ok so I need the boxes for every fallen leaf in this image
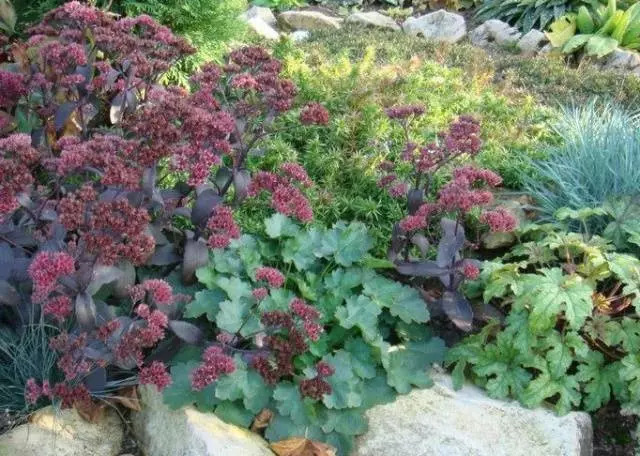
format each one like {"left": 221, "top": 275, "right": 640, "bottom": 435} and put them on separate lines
{"left": 271, "top": 437, "right": 337, "bottom": 456}
{"left": 250, "top": 408, "right": 273, "bottom": 432}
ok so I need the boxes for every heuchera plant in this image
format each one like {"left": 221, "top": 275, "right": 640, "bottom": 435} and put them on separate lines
{"left": 0, "top": 2, "right": 327, "bottom": 410}
{"left": 165, "top": 214, "right": 444, "bottom": 454}
{"left": 377, "top": 105, "right": 517, "bottom": 331}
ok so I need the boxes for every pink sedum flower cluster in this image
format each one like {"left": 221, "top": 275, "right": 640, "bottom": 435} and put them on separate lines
{"left": 191, "top": 346, "right": 236, "bottom": 391}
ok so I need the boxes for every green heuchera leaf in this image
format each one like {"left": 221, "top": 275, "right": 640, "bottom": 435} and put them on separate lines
{"left": 472, "top": 332, "right": 533, "bottom": 399}
{"left": 363, "top": 273, "right": 429, "bottom": 323}
{"left": 515, "top": 268, "right": 593, "bottom": 332}
{"left": 319, "top": 408, "right": 368, "bottom": 435}
{"left": 184, "top": 289, "right": 226, "bottom": 320}
{"left": 216, "top": 298, "right": 252, "bottom": 334}
{"left": 360, "top": 372, "right": 398, "bottom": 408}
{"left": 265, "top": 213, "right": 300, "bottom": 239}
{"left": 215, "top": 357, "right": 272, "bottom": 414}
{"left": 322, "top": 351, "right": 363, "bottom": 409}
{"left": 336, "top": 295, "right": 381, "bottom": 341}
{"left": 215, "top": 276, "right": 252, "bottom": 302}
{"left": 344, "top": 338, "right": 377, "bottom": 379}
{"left": 282, "top": 228, "right": 323, "bottom": 270}
{"left": 214, "top": 400, "right": 254, "bottom": 428}
{"left": 620, "top": 353, "right": 640, "bottom": 399}
{"left": 321, "top": 221, "right": 374, "bottom": 266}
{"left": 521, "top": 361, "right": 581, "bottom": 415}
{"left": 384, "top": 338, "right": 445, "bottom": 394}
{"left": 575, "top": 351, "right": 622, "bottom": 411}
{"left": 163, "top": 361, "right": 219, "bottom": 411}
{"left": 272, "top": 381, "right": 311, "bottom": 425}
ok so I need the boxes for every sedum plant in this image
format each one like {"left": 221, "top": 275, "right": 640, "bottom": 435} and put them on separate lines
{"left": 447, "top": 208, "right": 640, "bottom": 415}
{"left": 547, "top": 0, "right": 640, "bottom": 57}
{"left": 163, "top": 214, "right": 445, "bottom": 455}
{"left": 377, "top": 106, "right": 517, "bottom": 332}
{"left": 0, "top": 2, "right": 327, "bottom": 412}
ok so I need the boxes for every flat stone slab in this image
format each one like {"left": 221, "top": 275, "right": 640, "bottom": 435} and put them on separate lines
{"left": 0, "top": 406, "right": 123, "bottom": 456}
{"left": 354, "top": 371, "right": 592, "bottom": 456}
{"left": 133, "top": 386, "right": 274, "bottom": 456}
{"left": 346, "top": 12, "right": 401, "bottom": 31}
{"left": 402, "top": 10, "right": 466, "bottom": 43}
{"left": 278, "top": 11, "right": 342, "bottom": 31}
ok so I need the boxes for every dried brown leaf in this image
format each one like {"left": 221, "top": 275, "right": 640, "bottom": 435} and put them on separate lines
{"left": 271, "top": 437, "right": 337, "bottom": 456}
{"left": 108, "top": 386, "right": 141, "bottom": 411}
{"left": 250, "top": 408, "right": 273, "bottom": 432}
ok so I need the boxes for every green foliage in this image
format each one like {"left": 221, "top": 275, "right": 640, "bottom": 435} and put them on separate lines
{"left": 117, "top": 0, "right": 247, "bottom": 84}
{"left": 448, "top": 218, "right": 640, "bottom": 415}
{"left": 524, "top": 99, "right": 640, "bottom": 227}
{"left": 476, "top": 0, "right": 605, "bottom": 33}
{"left": 547, "top": 0, "right": 640, "bottom": 57}
{"left": 164, "top": 216, "right": 444, "bottom": 455}
{"left": 252, "top": 0, "right": 305, "bottom": 11}
{"left": 0, "top": 322, "right": 59, "bottom": 413}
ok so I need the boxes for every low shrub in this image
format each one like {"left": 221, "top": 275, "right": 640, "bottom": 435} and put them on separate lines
{"left": 447, "top": 211, "right": 640, "bottom": 415}
{"left": 165, "top": 214, "right": 444, "bottom": 455}
{"left": 524, "top": 99, "right": 640, "bottom": 227}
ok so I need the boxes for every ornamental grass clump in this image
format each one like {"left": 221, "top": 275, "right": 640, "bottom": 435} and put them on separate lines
{"left": 0, "top": 1, "right": 327, "bottom": 412}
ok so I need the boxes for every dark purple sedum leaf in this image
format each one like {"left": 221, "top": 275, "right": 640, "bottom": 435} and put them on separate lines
{"left": 191, "top": 188, "right": 221, "bottom": 229}
{"left": 182, "top": 238, "right": 209, "bottom": 284}
{"left": 75, "top": 291, "right": 98, "bottom": 330}
{"left": 436, "top": 218, "right": 465, "bottom": 268}
{"left": 407, "top": 188, "right": 424, "bottom": 215}
{"left": 440, "top": 290, "right": 473, "bottom": 332}
{"left": 396, "top": 260, "right": 450, "bottom": 278}
{"left": 169, "top": 320, "right": 203, "bottom": 344}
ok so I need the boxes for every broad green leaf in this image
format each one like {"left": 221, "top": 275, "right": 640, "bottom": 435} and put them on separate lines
{"left": 321, "top": 221, "right": 374, "bottom": 266}
{"left": 360, "top": 372, "right": 398, "bottom": 408}
{"left": 584, "top": 35, "right": 619, "bottom": 57}
{"left": 344, "top": 338, "right": 377, "bottom": 379}
{"left": 515, "top": 268, "right": 593, "bottom": 332}
{"left": 521, "top": 367, "right": 581, "bottom": 415}
{"left": 282, "top": 228, "right": 323, "bottom": 270}
{"left": 215, "top": 298, "right": 252, "bottom": 334}
{"left": 184, "top": 289, "right": 226, "bottom": 320}
{"left": 163, "top": 361, "right": 219, "bottom": 411}
{"left": 215, "top": 276, "right": 252, "bottom": 302}
{"left": 384, "top": 338, "right": 445, "bottom": 393}
{"left": 319, "top": 408, "right": 368, "bottom": 435}
{"left": 575, "top": 351, "right": 616, "bottom": 410}
{"left": 215, "top": 356, "right": 247, "bottom": 402}
{"left": 273, "top": 381, "right": 311, "bottom": 425}
{"left": 620, "top": 353, "right": 640, "bottom": 398}
{"left": 214, "top": 400, "right": 254, "bottom": 428}
{"left": 607, "top": 253, "right": 640, "bottom": 311}
{"left": 336, "top": 295, "right": 381, "bottom": 341}
{"left": 363, "top": 273, "right": 428, "bottom": 323}
{"left": 322, "top": 351, "right": 363, "bottom": 409}
{"left": 561, "top": 33, "right": 590, "bottom": 53}
{"left": 265, "top": 414, "right": 321, "bottom": 442}
{"left": 264, "top": 213, "right": 300, "bottom": 239}
{"left": 546, "top": 15, "right": 577, "bottom": 47}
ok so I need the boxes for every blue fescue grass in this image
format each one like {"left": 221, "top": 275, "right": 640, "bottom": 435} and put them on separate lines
{"left": 525, "top": 98, "right": 640, "bottom": 222}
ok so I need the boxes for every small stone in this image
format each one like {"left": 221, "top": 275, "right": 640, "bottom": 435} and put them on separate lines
{"left": 278, "top": 11, "right": 342, "bottom": 31}
{"left": 470, "top": 19, "right": 521, "bottom": 47}
{"left": 354, "top": 371, "right": 593, "bottom": 456}
{"left": 0, "top": 406, "right": 123, "bottom": 456}
{"left": 289, "top": 30, "right": 311, "bottom": 43}
{"left": 245, "top": 16, "right": 280, "bottom": 41}
{"left": 517, "top": 29, "right": 548, "bottom": 54}
{"left": 240, "top": 6, "right": 277, "bottom": 27}
{"left": 402, "top": 10, "right": 466, "bottom": 43}
{"left": 602, "top": 49, "right": 640, "bottom": 71}
{"left": 346, "top": 11, "right": 401, "bottom": 31}
{"left": 132, "top": 386, "right": 274, "bottom": 456}
{"left": 482, "top": 231, "right": 517, "bottom": 250}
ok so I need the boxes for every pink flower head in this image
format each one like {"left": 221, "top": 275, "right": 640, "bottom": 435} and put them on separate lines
{"left": 462, "top": 262, "right": 480, "bottom": 280}
{"left": 280, "top": 163, "right": 312, "bottom": 187}
{"left": 43, "top": 295, "right": 73, "bottom": 322}
{"left": 28, "top": 252, "right": 76, "bottom": 303}
{"left": 143, "top": 279, "right": 174, "bottom": 306}
{"left": 290, "top": 298, "right": 320, "bottom": 322}
{"left": 316, "top": 361, "right": 335, "bottom": 377}
{"left": 303, "top": 321, "right": 323, "bottom": 341}
{"left": 299, "top": 376, "right": 331, "bottom": 400}
{"left": 300, "top": 103, "right": 329, "bottom": 125}
{"left": 255, "top": 267, "right": 285, "bottom": 288}
{"left": 139, "top": 361, "right": 172, "bottom": 391}
{"left": 271, "top": 185, "right": 313, "bottom": 222}
{"left": 399, "top": 215, "right": 427, "bottom": 233}
{"left": 388, "top": 182, "right": 409, "bottom": 199}
{"left": 385, "top": 104, "right": 425, "bottom": 120}
{"left": 480, "top": 208, "right": 518, "bottom": 232}
{"left": 252, "top": 287, "right": 269, "bottom": 301}
{"left": 25, "top": 378, "right": 42, "bottom": 405}
{"left": 191, "top": 346, "right": 235, "bottom": 391}
{"left": 207, "top": 205, "right": 240, "bottom": 249}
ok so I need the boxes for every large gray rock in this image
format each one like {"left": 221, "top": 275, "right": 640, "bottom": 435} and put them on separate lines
{"left": 402, "top": 10, "right": 466, "bottom": 43}
{"left": 278, "top": 11, "right": 342, "bottom": 31}
{"left": 354, "top": 371, "right": 592, "bottom": 456}
{"left": 0, "top": 406, "right": 123, "bottom": 456}
{"left": 245, "top": 16, "right": 280, "bottom": 41}
{"left": 517, "top": 29, "right": 548, "bottom": 55}
{"left": 601, "top": 49, "right": 640, "bottom": 71}
{"left": 289, "top": 30, "right": 311, "bottom": 42}
{"left": 240, "top": 6, "right": 277, "bottom": 27}
{"left": 133, "top": 386, "right": 274, "bottom": 456}
{"left": 346, "top": 11, "right": 401, "bottom": 31}
{"left": 470, "top": 19, "right": 521, "bottom": 47}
